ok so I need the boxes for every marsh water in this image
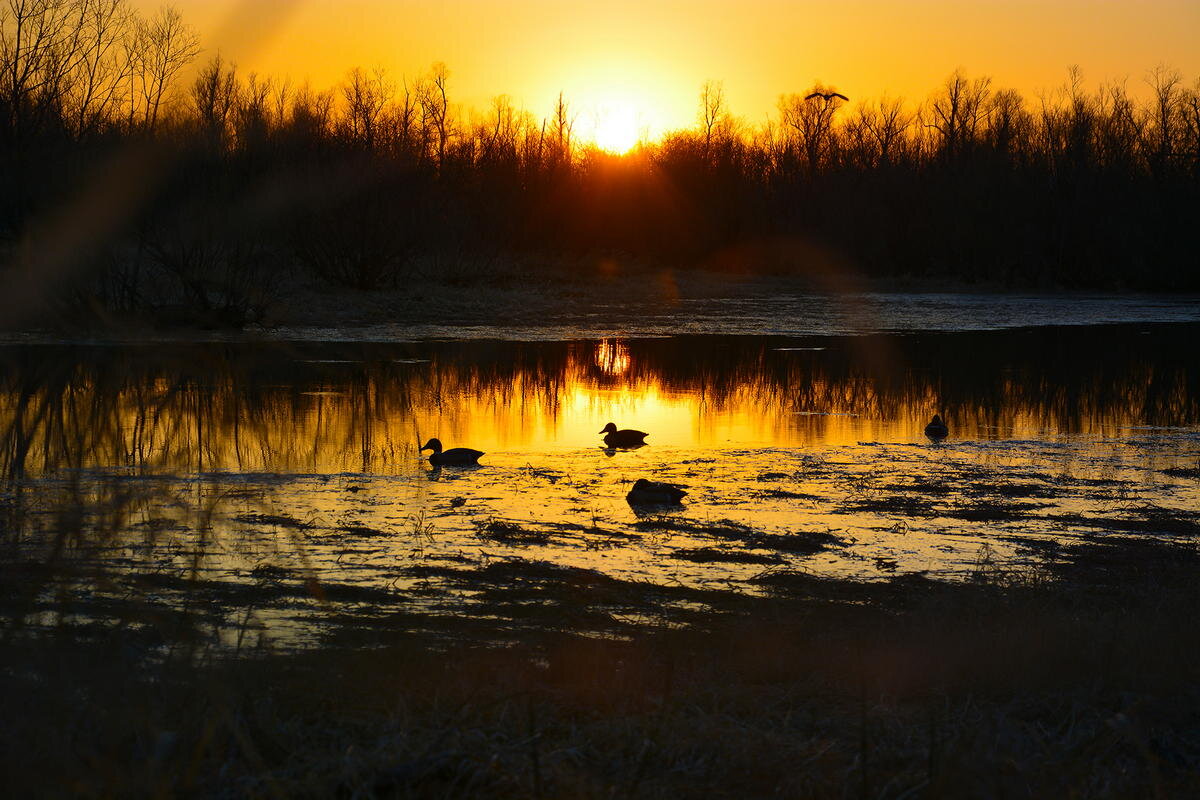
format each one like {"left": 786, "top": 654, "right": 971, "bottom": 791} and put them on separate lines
{"left": 4, "top": 303, "right": 1200, "bottom": 646}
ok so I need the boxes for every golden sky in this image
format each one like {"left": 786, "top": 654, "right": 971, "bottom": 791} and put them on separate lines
{"left": 143, "top": 0, "right": 1200, "bottom": 143}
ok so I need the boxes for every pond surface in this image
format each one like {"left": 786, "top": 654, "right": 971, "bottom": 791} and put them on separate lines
{"left": 3, "top": 322, "right": 1199, "bottom": 646}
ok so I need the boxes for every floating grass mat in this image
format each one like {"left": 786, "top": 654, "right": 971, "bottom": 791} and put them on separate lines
{"left": 633, "top": 516, "right": 842, "bottom": 554}
{"left": 232, "top": 512, "right": 313, "bottom": 529}
{"left": 670, "top": 547, "right": 785, "bottom": 566}
{"left": 339, "top": 523, "right": 391, "bottom": 537}
{"left": 880, "top": 478, "right": 956, "bottom": 496}
{"left": 837, "top": 495, "right": 937, "bottom": 517}
{"left": 751, "top": 569, "right": 943, "bottom": 604}
{"left": 752, "top": 487, "right": 822, "bottom": 500}
{"left": 941, "top": 499, "right": 1052, "bottom": 522}
{"left": 1161, "top": 466, "right": 1200, "bottom": 479}
{"left": 967, "top": 480, "right": 1060, "bottom": 499}
{"left": 130, "top": 516, "right": 188, "bottom": 533}
{"left": 632, "top": 516, "right": 759, "bottom": 538}
{"left": 1053, "top": 506, "right": 1200, "bottom": 536}
{"left": 473, "top": 518, "right": 554, "bottom": 545}
{"left": 120, "top": 570, "right": 405, "bottom": 606}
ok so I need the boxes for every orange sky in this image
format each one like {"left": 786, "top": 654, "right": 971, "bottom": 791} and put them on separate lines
{"left": 141, "top": 0, "right": 1200, "bottom": 141}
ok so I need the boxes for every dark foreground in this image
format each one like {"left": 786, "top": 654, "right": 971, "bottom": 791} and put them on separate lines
{"left": 3, "top": 533, "right": 1199, "bottom": 799}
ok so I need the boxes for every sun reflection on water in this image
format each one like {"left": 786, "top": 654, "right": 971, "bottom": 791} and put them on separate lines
{"left": 2, "top": 333, "right": 1197, "bottom": 475}
{"left": 3, "top": 331, "right": 1200, "bottom": 646}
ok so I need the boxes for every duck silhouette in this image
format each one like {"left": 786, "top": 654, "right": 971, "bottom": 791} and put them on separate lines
{"left": 924, "top": 414, "right": 949, "bottom": 440}
{"left": 599, "top": 422, "right": 648, "bottom": 448}
{"left": 626, "top": 478, "right": 687, "bottom": 506}
{"left": 419, "top": 438, "right": 484, "bottom": 466}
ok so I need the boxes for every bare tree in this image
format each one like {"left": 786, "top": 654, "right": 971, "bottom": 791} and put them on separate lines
{"left": 134, "top": 4, "right": 199, "bottom": 131}
{"left": 480, "top": 93, "right": 520, "bottom": 164}
{"left": 190, "top": 53, "right": 236, "bottom": 143}
{"left": 234, "top": 71, "right": 273, "bottom": 149}
{"left": 854, "top": 94, "right": 911, "bottom": 166}
{"left": 987, "top": 88, "right": 1027, "bottom": 158}
{"left": 341, "top": 66, "right": 391, "bottom": 149}
{"left": 418, "top": 61, "right": 450, "bottom": 170}
{"left": 1146, "top": 64, "right": 1183, "bottom": 173}
{"left": 287, "top": 81, "right": 333, "bottom": 144}
{"left": 699, "top": 79, "right": 726, "bottom": 157}
{"left": 924, "top": 69, "right": 992, "bottom": 161}
{"left": 382, "top": 76, "right": 416, "bottom": 156}
{"left": 549, "top": 90, "right": 574, "bottom": 167}
{"left": 1182, "top": 78, "right": 1200, "bottom": 176}
{"left": 1, "top": 0, "right": 90, "bottom": 137}
{"left": 64, "top": 0, "right": 134, "bottom": 136}
{"left": 1095, "top": 78, "right": 1139, "bottom": 170}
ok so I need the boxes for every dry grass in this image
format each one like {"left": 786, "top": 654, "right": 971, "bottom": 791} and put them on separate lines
{"left": 4, "top": 535, "right": 1200, "bottom": 798}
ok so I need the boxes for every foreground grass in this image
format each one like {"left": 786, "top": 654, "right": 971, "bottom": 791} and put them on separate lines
{"left": 3, "top": 536, "right": 1200, "bottom": 798}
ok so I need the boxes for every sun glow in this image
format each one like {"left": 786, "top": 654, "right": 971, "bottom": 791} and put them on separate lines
{"left": 551, "top": 65, "right": 673, "bottom": 154}
{"left": 589, "top": 104, "right": 644, "bottom": 154}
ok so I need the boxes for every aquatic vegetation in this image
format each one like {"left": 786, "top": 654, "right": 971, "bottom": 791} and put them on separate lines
{"left": 1052, "top": 506, "right": 1200, "bottom": 537}
{"left": 670, "top": 547, "right": 785, "bottom": 566}
{"left": 1161, "top": 466, "right": 1200, "bottom": 479}
{"left": 233, "top": 512, "right": 313, "bottom": 530}
{"left": 840, "top": 495, "right": 937, "bottom": 517}
{"left": 474, "top": 518, "right": 554, "bottom": 545}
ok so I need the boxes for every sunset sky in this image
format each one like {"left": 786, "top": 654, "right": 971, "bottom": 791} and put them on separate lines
{"left": 140, "top": 0, "right": 1199, "bottom": 144}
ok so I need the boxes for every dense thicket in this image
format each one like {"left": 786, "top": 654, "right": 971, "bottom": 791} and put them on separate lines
{"left": 2, "top": 1, "right": 1198, "bottom": 326}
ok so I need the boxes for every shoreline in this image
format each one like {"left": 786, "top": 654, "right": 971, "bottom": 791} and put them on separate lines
{"left": 4, "top": 533, "right": 1199, "bottom": 797}
{"left": 7, "top": 268, "right": 1200, "bottom": 342}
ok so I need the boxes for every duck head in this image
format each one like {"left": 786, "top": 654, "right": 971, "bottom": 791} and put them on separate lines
{"left": 599, "top": 422, "right": 618, "bottom": 434}
{"left": 930, "top": 414, "right": 944, "bottom": 425}
{"left": 419, "top": 438, "right": 443, "bottom": 454}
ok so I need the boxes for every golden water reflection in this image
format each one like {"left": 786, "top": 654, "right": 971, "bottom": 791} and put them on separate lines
{"left": 5, "top": 329, "right": 1200, "bottom": 645}
{"left": 1, "top": 329, "right": 1197, "bottom": 477}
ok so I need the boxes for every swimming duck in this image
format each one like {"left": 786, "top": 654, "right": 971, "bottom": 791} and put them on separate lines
{"left": 420, "top": 438, "right": 484, "bottom": 466}
{"left": 599, "top": 422, "right": 649, "bottom": 448}
{"left": 626, "top": 478, "right": 687, "bottom": 505}
{"left": 924, "top": 414, "right": 949, "bottom": 440}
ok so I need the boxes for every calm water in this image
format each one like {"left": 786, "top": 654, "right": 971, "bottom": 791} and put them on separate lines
{"left": 4, "top": 323, "right": 1199, "bottom": 645}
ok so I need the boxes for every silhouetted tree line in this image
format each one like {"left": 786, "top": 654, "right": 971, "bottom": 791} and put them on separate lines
{"left": 2, "top": 2, "right": 1199, "bottom": 327}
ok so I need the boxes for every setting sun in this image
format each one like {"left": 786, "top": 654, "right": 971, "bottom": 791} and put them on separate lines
{"left": 589, "top": 105, "right": 643, "bottom": 153}
{"left": 556, "top": 67, "right": 675, "bottom": 153}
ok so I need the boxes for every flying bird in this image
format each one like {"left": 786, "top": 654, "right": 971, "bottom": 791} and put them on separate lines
{"left": 805, "top": 91, "right": 849, "bottom": 102}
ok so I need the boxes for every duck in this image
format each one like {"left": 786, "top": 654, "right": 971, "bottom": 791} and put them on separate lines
{"left": 924, "top": 414, "right": 949, "bottom": 440}
{"left": 419, "top": 438, "right": 484, "bottom": 466}
{"left": 599, "top": 422, "right": 649, "bottom": 448}
{"left": 626, "top": 478, "right": 687, "bottom": 506}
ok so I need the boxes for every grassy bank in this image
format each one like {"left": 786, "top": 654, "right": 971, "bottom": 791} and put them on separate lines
{"left": 3, "top": 534, "right": 1199, "bottom": 798}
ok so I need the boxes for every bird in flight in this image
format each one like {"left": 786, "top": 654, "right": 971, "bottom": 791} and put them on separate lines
{"left": 805, "top": 91, "right": 849, "bottom": 102}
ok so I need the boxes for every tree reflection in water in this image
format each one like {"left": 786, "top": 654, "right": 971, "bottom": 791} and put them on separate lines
{"left": 2, "top": 326, "right": 1195, "bottom": 478}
